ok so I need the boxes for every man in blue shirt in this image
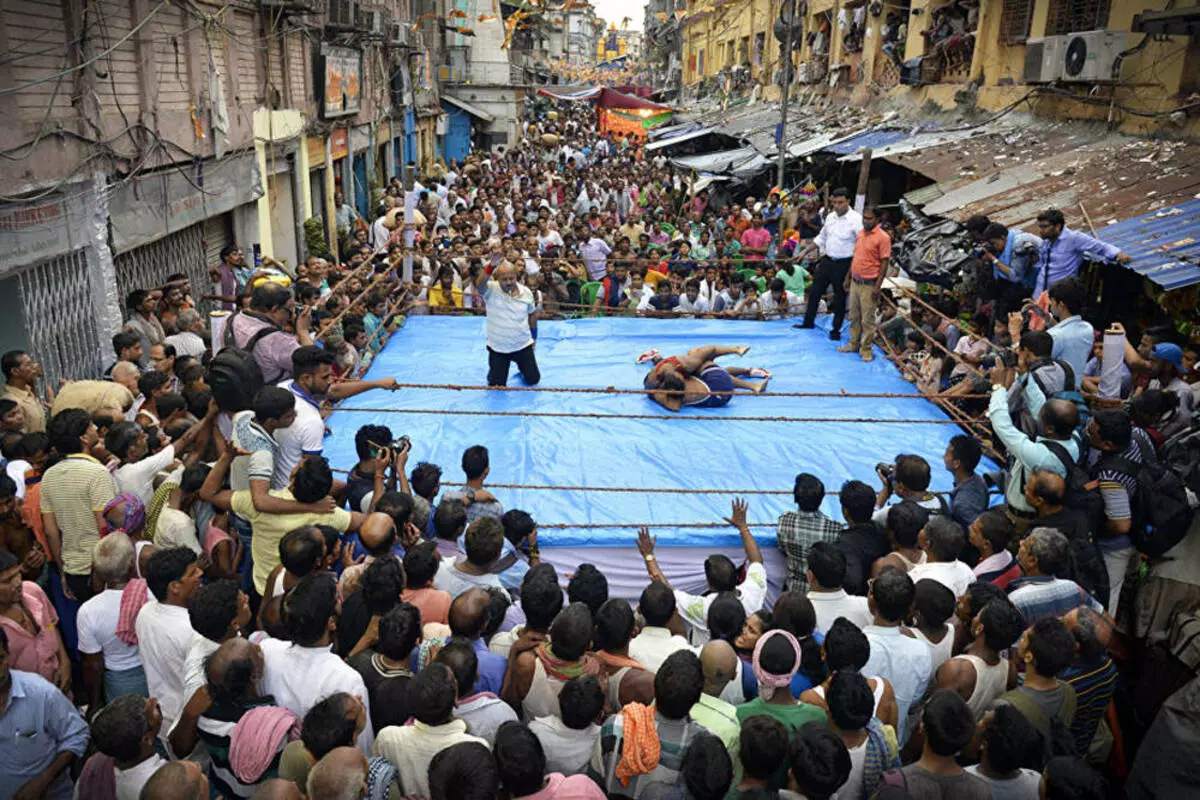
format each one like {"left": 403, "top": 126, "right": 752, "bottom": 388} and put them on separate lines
{"left": 1045, "top": 277, "right": 1094, "bottom": 380}
{"left": 981, "top": 222, "right": 1040, "bottom": 317}
{"left": 0, "top": 628, "right": 89, "bottom": 800}
{"left": 1033, "top": 208, "right": 1131, "bottom": 299}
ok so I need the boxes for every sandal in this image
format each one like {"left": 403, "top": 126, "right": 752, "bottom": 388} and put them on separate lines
{"left": 748, "top": 368, "right": 772, "bottom": 379}
{"left": 636, "top": 349, "right": 660, "bottom": 364}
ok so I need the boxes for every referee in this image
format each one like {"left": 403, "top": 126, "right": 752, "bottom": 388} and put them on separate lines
{"left": 471, "top": 263, "right": 541, "bottom": 387}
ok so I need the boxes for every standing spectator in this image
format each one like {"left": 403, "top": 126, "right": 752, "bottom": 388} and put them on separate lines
{"left": 1007, "top": 528, "right": 1103, "bottom": 625}
{"left": 733, "top": 714, "right": 791, "bottom": 793}
{"left": 872, "top": 455, "right": 946, "bottom": 526}
{"left": 276, "top": 693, "right": 369, "bottom": 794}
{"left": 786, "top": 722, "right": 854, "bottom": 800}
{"left": 1044, "top": 278, "right": 1094, "bottom": 380}
{"left": 227, "top": 284, "right": 313, "bottom": 386}
{"left": 821, "top": 669, "right": 901, "bottom": 799}
{"left": 0, "top": 549, "right": 68, "bottom": 690}
{"left": 0, "top": 627, "right": 89, "bottom": 800}
{"left": 943, "top": 435, "right": 988, "bottom": 532}
{"left": 806, "top": 542, "right": 873, "bottom": 634}
{"left": 739, "top": 213, "right": 772, "bottom": 262}
{"left": 838, "top": 206, "right": 891, "bottom": 363}
{"left": 862, "top": 569, "right": 932, "bottom": 746}
{"left": 41, "top": 408, "right": 117, "bottom": 613}
{"left": 207, "top": 244, "right": 250, "bottom": 309}
{"left": 401, "top": 542, "right": 453, "bottom": 626}
{"left": 776, "top": 472, "right": 841, "bottom": 593}
{"left": 881, "top": 689, "right": 991, "bottom": 798}
{"left": 529, "top": 674, "right": 605, "bottom": 776}
{"left": 1084, "top": 409, "right": 1141, "bottom": 615}
{"left": 1031, "top": 208, "right": 1130, "bottom": 301}
{"left": 907, "top": 579, "right": 958, "bottom": 675}
{"left": 440, "top": 638, "right": 518, "bottom": 746}
{"left": 348, "top": 603, "right": 420, "bottom": 733}
{"left": 504, "top": 602, "right": 598, "bottom": 719}
{"left": 909, "top": 517, "right": 976, "bottom": 597}
{"left": 436, "top": 518, "right": 506, "bottom": 598}
{"left": 798, "top": 188, "right": 862, "bottom": 340}
{"left": 374, "top": 663, "right": 487, "bottom": 798}
{"left": 996, "top": 617, "right": 1079, "bottom": 741}
{"left": 628, "top": 581, "right": 691, "bottom": 671}
{"left": 835, "top": 480, "right": 891, "bottom": 597}
{"left": 77, "top": 533, "right": 148, "bottom": 707}
{"left": 494, "top": 720, "right": 606, "bottom": 800}
{"left": 447, "top": 588, "right": 509, "bottom": 695}
{"left": 968, "top": 510, "right": 1022, "bottom": 589}
{"left": 135, "top": 547, "right": 202, "bottom": 753}
{"left": 735, "top": 630, "right": 827, "bottom": 731}
{"left": 123, "top": 290, "right": 165, "bottom": 370}
{"left": 1061, "top": 606, "right": 1118, "bottom": 756}
{"left": 1, "top": 351, "right": 46, "bottom": 433}
{"left": 963, "top": 705, "right": 1043, "bottom": 799}
{"left": 689, "top": 639, "right": 741, "bottom": 761}
{"left": 163, "top": 309, "right": 207, "bottom": 359}
{"left": 937, "top": 597, "right": 1023, "bottom": 721}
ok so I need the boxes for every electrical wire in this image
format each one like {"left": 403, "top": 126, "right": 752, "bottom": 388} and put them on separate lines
{"left": 0, "top": 0, "right": 169, "bottom": 96}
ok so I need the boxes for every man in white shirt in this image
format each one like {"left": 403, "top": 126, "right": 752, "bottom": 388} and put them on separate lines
{"left": 77, "top": 533, "right": 145, "bottom": 712}
{"left": 89, "top": 694, "right": 168, "bottom": 800}
{"left": 135, "top": 547, "right": 203, "bottom": 752}
{"left": 759, "top": 278, "right": 805, "bottom": 320}
{"left": 470, "top": 264, "right": 539, "bottom": 387}
{"left": 806, "top": 542, "right": 873, "bottom": 635}
{"left": 163, "top": 309, "right": 207, "bottom": 359}
{"left": 676, "top": 280, "right": 712, "bottom": 316}
{"left": 259, "top": 573, "right": 374, "bottom": 753}
{"left": 861, "top": 569, "right": 932, "bottom": 746}
{"left": 628, "top": 582, "right": 693, "bottom": 672}
{"left": 908, "top": 516, "right": 977, "bottom": 597}
{"left": 798, "top": 188, "right": 862, "bottom": 340}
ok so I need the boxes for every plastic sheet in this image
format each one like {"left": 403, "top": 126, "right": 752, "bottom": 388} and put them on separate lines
{"left": 323, "top": 316, "right": 997, "bottom": 550}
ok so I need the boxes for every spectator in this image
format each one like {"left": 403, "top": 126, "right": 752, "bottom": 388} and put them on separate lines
{"left": 448, "top": 588, "right": 509, "bottom": 694}
{"left": 776, "top": 472, "right": 841, "bottom": 593}
{"left": 689, "top": 639, "right": 741, "bottom": 759}
{"left": 835, "top": 480, "right": 890, "bottom": 597}
{"left": 1, "top": 350, "right": 46, "bottom": 433}
{"left": 227, "top": 283, "right": 311, "bottom": 385}
{"left": 337, "top": 510, "right": 399, "bottom": 599}
{"left": 872, "top": 500, "right": 930, "bottom": 577}
{"left": 77, "top": 533, "right": 147, "bottom": 708}
{"left": 593, "top": 599, "right": 656, "bottom": 708}
{"left": 348, "top": 602, "right": 421, "bottom": 732}
{"left": 907, "top": 579, "right": 957, "bottom": 673}
{"left": 490, "top": 565, "right": 563, "bottom": 659}
{"left": 909, "top": 517, "right": 976, "bottom": 597}
{"left": 163, "top": 308, "right": 207, "bottom": 359}
{"left": 179, "top": 578, "right": 249, "bottom": 711}
{"left": 375, "top": 662, "right": 487, "bottom": 798}
{"left": 505, "top": 602, "right": 598, "bottom": 718}
{"left": 306, "top": 747, "right": 369, "bottom": 800}
{"left": 968, "top": 509, "right": 1022, "bottom": 589}
{"left": 529, "top": 674, "right": 605, "bottom": 775}
{"left": 1043, "top": 278, "right": 1093, "bottom": 380}
{"left": 1061, "top": 606, "right": 1118, "bottom": 756}
{"left": 629, "top": 581, "right": 692, "bottom": 671}
{"left": 872, "top": 455, "right": 946, "bottom": 526}
{"left": 135, "top": 761, "right": 209, "bottom": 800}
{"left": 436, "top": 517, "right": 506, "bottom": 597}
{"left": 1083, "top": 408, "right": 1141, "bottom": 614}
{"left": 997, "top": 617, "right": 1078, "bottom": 741}
{"left": 0, "top": 626, "right": 89, "bottom": 800}
{"left": 0, "top": 548, "right": 68, "bottom": 690}
{"left": 806, "top": 541, "right": 873, "bottom": 634}
{"left": 1040, "top": 755, "right": 1108, "bottom": 800}
{"left": 566, "top": 563, "right": 608, "bottom": 615}
{"left": 439, "top": 637, "right": 518, "bottom": 745}
{"left": 937, "top": 597, "right": 1023, "bottom": 721}
{"left": 433, "top": 497, "right": 468, "bottom": 559}
{"left": 428, "top": 741, "right": 500, "bottom": 800}
{"left": 493, "top": 720, "right": 605, "bottom": 799}
{"left": 821, "top": 669, "right": 900, "bottom": 799}
{"left": 943, "top": 434, "right": 987, "bottom": 532}
{"left": 1008, "top": 528, "right": 1103, "bottom": 625}
{"left": 882, "top": 689, "right": 991, "bottom": 798}
{"left": 862, "top": 568, "right": 931, "bottom": 746}
{"left": 276, "top": 693, "right": 368, "bottom": 794}
{"left": 736, "top": 629, "right": 826, "bottom": 732}
{"left": 1031, "top": 208, "right": 1130, "bottom": 299}
{"left": 735, "top": 713, "right": 791, "bottom": 793}
{"left": 965, "top": 707, "right": 1043, "bottom": 798}
{"left": 801, "top": 617, "right": 899, "bottom": 731}
{"left": 401, "top": 541, "right": 452, "bottom": 625}
{"left": 89, "top": 693, "right": 167, "bottom": 799}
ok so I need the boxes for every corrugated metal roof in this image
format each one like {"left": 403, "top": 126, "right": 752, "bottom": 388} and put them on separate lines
{"left": 671, "top": 146, "right": 761, "bottom": 173}
{"left": 442, "top": 95, "right": 495, "bottom": 122}
{"left": 645, "top": 127, "right": 718, "bottom": 151}
{"left": 838, "top": 126, "right": 1007, "bottom": 164}
{"left": 823, "top": 129, "right": 911, "bottom": 155}
{"left": 1096, "top": 199, "right": 1200, "bottom": 291}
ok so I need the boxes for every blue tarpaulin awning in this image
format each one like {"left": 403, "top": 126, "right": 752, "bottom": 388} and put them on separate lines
{"left": 1096, "top": 199, "right": 1200, "bottom": 291}
{"left": 823, "top": 129, "right": 912, "bottom": 155}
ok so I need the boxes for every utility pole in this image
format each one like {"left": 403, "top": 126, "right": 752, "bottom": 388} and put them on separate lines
{"left": 775, "top": 0, "right": 797, "bottom": 189}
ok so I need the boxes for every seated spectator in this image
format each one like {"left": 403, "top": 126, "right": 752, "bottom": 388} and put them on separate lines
{"left": 347, "top": 602, "right": 420, "bottom": 733}
{"left": 937, "top": 597, "right": 1023, "bottom": 721}
{"left": 1061, "top": 606, "right": 1118, "bottom": 756}
{"left": 593, "top": 598, "right": 656, "bottom": 708}
{"left": 997, "top": 617, "right": 1078, "bottom": 741}
{"left": 0, "top": 627, "right": 89, "bottom": 800}
{"left": 969, "top": 510, "right": 1022, "bottom": 589}
{"left": 505, "top": 602, "right": 598, "bottom": 719}
{"left": 588, "top": 649, "right": 707, "bottom": 795}
{"left": 628, "top": 581, "right": 691, "bottom": 671}
{"left": 907, "top": 579, "right": 957, "bottom": 674}
{"left": 871, "top": 501, "right": 930, "bottom": 577}
{"left": 785, "top": 722, "right": 853, "bottom": 800}
{"left": 835, "top": 480, "right": 890, "bottom": 597}
{"left": 428, "top": 741, "right": 500, "bottom": 800}
{"left": 963, "top": 705, "right": 1042, "bottom": 799}
{"left": 872, "top": 455, "right": 946, "bottom": 527}
{"left": 494, "top": 720, "right": 605, "bottom": 799}
{"left": 1008, "top": 528, "right": 1103, "bottom": 625}
{"left": 436, "top": 517, "right": 506, "bottom": 597}
{"left": 375, "top": 662, "right": 488, "bottom": 798}
{"left": 736, "top": 629, "right": 826, "bottom": 732}
{"left": 734, "top": 714, "right": 791, "bottom": 793}
{"left": 801, "top": 617, "right": 899, "bottom": 731}
{"left": 862, "top": 569, "right": 931, "bottom": 746}
{"left": 806, "top": 542, "right": 872, "bottom": 634}
{"left": 277, "top": 693, "right": 369, "bottom": 795}
{"left": 909, "top": 517, "right": 976, "bottom": 597}
{"left": 881, "top": 689, "right": 990, "bottom": 798}
{"left": 77, "top": 533, "right": 148, "bottom": 708}
{"left": 260, "top": 573, "right": 373, "bottom": 752}
{"left": 776, "top": 472, "right": 841, "bottom": 594}
{"left": 401, "top": 541, "right": 453, "bottom": 626}
{"left": 530, "top": 674, "right": 605, "bottom": 776}
{"left": 88, "top": 693, "right": 168, "bottom": 800}
{"left": 439, "top": 637, "right": 518, "bottom": 745}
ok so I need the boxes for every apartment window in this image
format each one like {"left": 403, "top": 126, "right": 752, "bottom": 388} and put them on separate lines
{"left": 999, "top": 0, "right": 1034, "bottom": 44}
{"left": 698, "top": 48, "right": 705, "bottom": 74}
{"left": 754, "top": 32, "right": 765, "bottom": 65}
{"left": 1045, "top": 0, "right": 1112, "bottom": 35}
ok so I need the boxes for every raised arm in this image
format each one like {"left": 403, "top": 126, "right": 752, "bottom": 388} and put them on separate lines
{"left": 724, "top": 497, "right": 763, "bottom": 564}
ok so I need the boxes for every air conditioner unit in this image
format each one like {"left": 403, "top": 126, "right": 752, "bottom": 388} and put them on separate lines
{"left": 1061, "top": 30, "right": 1126, "bottom": 82}
{"left": 1023, "top": 36, "right": 1065, "bottom": 83}
{"left": 359, "top": 9, "right": 388, "bottom": 36}
{"left": 390, "top": 22, "right": 411, "bottom": 46}
{"left": 327, "top": 0, "right": 356, "bottom": 28}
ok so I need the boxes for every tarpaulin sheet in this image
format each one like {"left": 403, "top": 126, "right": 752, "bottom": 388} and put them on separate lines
{"left": 323, "top": 317, "right": 995, "bottom": 550}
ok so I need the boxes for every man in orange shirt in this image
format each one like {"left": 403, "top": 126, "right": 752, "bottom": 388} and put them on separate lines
{"left": 839, "top": 207, "right": 891, "bottom": 363}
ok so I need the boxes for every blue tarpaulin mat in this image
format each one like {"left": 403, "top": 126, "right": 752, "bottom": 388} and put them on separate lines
{"left": 323, "top": 316, "right": 995, "bottom": 548}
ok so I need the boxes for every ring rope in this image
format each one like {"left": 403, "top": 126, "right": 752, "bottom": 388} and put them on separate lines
{"left": 353, "top": 381, "right": 989, "bottom": 400}
{"left": 329, "top": 406, "right": 965, "bottom": 424}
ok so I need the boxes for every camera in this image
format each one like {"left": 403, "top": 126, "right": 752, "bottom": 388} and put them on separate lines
{"left": 371, "top": 435, "right": 412, "bottom": 458}
{"left": 876, "top": 462, "right": 895, "bottom": 488}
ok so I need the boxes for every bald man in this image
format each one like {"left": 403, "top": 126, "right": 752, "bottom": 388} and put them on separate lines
{"left": 111, "top": 361, "right": 141, "bottom": 400}
{"left": 252, "top": 778, "right": 304, "bottom": 800}
{"left": 690, "top": 640, "right": 741, "bottom": 756}
{"left": 339, "top": 511, "right": 398, "bottom": 596}
{"left": 307, "top": 746, "right": 368, "bottom": 800}
{"left": 139, "top": 760, "right": 209, "bottom": 800}
{"left": 1025, "top": 469, "right": 1095, "bottom": 544}
{"left": 170, "top": 636, "right": 264, "bottom": 763}
{"left": 471, "top": 262, "right": 540, "bottom": 387}
{"left": 449, "top": 587, "right": 509, "bottom": 694}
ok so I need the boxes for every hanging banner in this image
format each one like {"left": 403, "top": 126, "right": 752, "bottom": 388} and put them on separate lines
{"left": 0, "top": 187, "right": 93, "bottom": 276}
{"left": 321, "top": 45, "right": 362, "bottom": 118}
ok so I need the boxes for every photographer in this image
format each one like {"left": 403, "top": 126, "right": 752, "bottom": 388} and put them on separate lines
{"left": 226, "top": 282, "right": 314, "bottom": 384}
{"left": 872, "top": 454, "right": 947, "bottom": 527}
{"left": 978, "top": 222, "right": 1039, "bottom": 319}
{"left": 470, "top": 262, "right": 540, "bottom": 387}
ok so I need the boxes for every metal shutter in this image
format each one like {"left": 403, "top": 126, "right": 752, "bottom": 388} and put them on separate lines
{"left": 17, "top": 251, "right": 105, "bottom": 386}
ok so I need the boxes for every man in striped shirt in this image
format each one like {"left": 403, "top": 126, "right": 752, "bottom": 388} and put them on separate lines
{"left": 1062, "top": 606, "right": 1119, "bottom": 755}
{"left": 1085, "top": 409, "right": 1141, "bottom": 615}
{"left": 1008, "top": 528, "right": 1103, "bottom": 625}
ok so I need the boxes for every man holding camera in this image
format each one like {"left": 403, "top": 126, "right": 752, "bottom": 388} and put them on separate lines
{"left": 471, "top": 263, "right": 540, "bottom": 387}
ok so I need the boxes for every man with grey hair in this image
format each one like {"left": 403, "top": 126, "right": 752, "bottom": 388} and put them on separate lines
{"left": 1007, "top": 527, "right": 1103, "bottom": 625}
{"left": 164, "top": 308, "right": 207, "bottom": 359}
{"left": 470, "top": 262, "right": 540, "bottom": 387}
{"left": 111, "top": 361, "right": 141, "bottom": 410}
{"left": 689, "top": 640, "right": 741, "bottom": 759}
{"left": 77, "top": 532, "right": 147, "bottom": 710}
{"left": 307, "top": 746, "right": 368, "bottom": 800}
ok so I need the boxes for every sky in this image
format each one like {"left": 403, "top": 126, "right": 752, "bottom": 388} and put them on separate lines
{"left": 589, "top": 0, "right": 645, "bottom": 30}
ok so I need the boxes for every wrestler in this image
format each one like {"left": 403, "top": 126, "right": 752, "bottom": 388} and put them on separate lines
{"left": 639, "top": 345, "right": 770, "bottom": 412}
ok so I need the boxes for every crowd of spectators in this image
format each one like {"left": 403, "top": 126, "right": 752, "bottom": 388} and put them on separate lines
{"left": 0, "top": 102, "right": 1198, "bottom": 800}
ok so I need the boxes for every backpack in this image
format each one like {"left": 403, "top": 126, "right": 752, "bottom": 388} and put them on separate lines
{"left": 1031, "top": 358, "right": 1091, "bottom": 432}
{"left": 1097, "top": 453, "right": 1193, "bottom": 558}
{"left": 1000, "top": 685, "right": 1079, "bottom": 769}
{"left": 1041, "top": 440, "right": 1107, "bottom": 534}
{"left": 208, "top": 344, "right": 266, "bottom": 413}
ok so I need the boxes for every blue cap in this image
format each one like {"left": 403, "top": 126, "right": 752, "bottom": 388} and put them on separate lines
{"left": 1151, "top": 342, "right": 1184, "bottom": 372}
